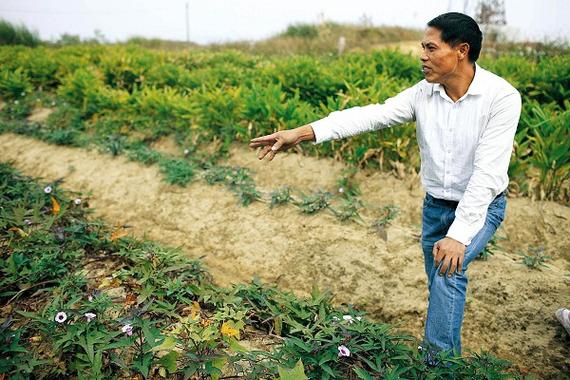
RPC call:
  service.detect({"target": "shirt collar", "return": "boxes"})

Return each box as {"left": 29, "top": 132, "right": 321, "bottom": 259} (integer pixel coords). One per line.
{"left": 430, "top": 62, "right": 484, "bottom": 98}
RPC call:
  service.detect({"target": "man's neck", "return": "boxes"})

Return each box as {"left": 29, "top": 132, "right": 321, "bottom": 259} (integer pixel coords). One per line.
{"left": 441, "top": 63, "right": 476, "bottom": 102}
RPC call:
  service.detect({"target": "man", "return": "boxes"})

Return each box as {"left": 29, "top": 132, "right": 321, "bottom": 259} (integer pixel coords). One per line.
{"left": 249, "top": 12, "right": 521, "bottom": 360}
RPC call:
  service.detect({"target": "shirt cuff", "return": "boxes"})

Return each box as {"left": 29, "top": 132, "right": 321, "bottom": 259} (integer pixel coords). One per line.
{"left": 310, "top": 118, "right": 334, "bottom": 145}
{"left": 446, "top": 218, "right": 475, "bottom": 246}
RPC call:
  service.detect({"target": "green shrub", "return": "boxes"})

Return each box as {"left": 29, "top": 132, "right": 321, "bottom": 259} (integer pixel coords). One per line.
{"left": 281, "top": 23, "right": 319, "bottom": 39}
{"left": 0, "top": 19, "right": 41, "bottom": 47}
{"left": 268, "top": 56, "right": 346, "bottom": 106}
{"left": 0, "top": 67, "right": 33, "bottom": 99}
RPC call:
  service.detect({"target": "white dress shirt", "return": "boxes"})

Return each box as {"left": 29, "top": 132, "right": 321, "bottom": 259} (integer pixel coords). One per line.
{"left": 310, "top": 63, "right": 522, "bottom": 246}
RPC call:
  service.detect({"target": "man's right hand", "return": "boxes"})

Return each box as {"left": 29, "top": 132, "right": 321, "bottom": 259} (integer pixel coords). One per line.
{"left": 249, "top": 125, "right": 315, "bottom": 161}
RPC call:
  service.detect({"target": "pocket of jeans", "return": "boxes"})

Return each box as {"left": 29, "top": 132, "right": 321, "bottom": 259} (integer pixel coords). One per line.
{"left": 423, "top": 194, "right": 433, "bottom": 208}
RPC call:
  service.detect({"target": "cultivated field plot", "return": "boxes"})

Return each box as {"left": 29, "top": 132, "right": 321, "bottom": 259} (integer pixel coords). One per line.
{"left": 1, "top": 44, "right": 569, "bottom": 379}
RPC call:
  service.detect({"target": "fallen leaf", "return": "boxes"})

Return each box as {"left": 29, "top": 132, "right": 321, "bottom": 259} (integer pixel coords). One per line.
{"left": 8, "top": 227, "right": 28, "bottom": 237}
{"left": 29, "top": 336, "right": 43, "bottom": 343}
{"left": 110, "top": 228, "right": 128, "bottom": 241}
{"left": 124, "top": 293, "right": 137, "bottom": 306}
{"left": 51, "top": 196, "right": 60, "bottom": 215}
{"left": 190, "top": 301, "right": 201, "bottom": 318}
{"left": 98, "top": 277, "right": 121, "bottom": 289}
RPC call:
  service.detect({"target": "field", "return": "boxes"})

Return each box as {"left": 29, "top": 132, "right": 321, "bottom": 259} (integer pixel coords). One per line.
{"left": 0, "top": 35, "right": 569, "bottom": 379}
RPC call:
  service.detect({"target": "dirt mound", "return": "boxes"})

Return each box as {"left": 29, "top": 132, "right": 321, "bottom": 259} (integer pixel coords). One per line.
{"left": 27, "top": 107, "right": 54, "bottom": 123}
{"left": 0, "top": 133, "right": 569, "bottom": 378}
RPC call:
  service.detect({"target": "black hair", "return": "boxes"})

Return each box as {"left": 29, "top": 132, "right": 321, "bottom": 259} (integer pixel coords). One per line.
{"left": 427, "top": 12, "right": 483, "bottom": 62}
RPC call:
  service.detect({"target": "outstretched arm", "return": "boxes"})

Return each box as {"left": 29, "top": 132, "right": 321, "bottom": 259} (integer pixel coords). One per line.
{"left": 249, "top": 83, "right": 418, "bottom": 161}
{"left": 249, "top": 124, "right": 315, "bottom": 161}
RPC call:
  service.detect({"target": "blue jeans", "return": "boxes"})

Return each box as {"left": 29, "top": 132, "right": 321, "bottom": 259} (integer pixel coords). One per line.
{"left": 420, "top": 191, "right": 507, "bottom": 359}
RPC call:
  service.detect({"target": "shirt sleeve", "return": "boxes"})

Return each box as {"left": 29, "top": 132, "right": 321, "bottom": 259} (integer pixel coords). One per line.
{"left": 310, "top": 84, "right": 418, "bottom": 145}
{"left": 446, "top": 90, "right": 522, "bottom": 246}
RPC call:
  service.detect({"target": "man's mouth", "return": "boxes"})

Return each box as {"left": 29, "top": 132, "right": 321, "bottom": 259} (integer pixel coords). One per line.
{"left": 422, "top": 66, "right": 431, "bottom": 74}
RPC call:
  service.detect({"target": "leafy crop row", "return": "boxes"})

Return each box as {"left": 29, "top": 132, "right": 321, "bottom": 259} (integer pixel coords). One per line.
{"left": 0, "top": 45, "right": 568, "bottom": 202}
{"left": 0, "top": 164, "right": 528, "bottom": 379}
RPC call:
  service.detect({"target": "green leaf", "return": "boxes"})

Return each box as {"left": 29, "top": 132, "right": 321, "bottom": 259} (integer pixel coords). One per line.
{"left": 278, "top": 359, "right": 308, "bottom": 380}
{"left": 158, "top": 351, "right": 179, "bottom": 373}
{"left": 354, "top": 366, "right": 375, "bottom": 380}
{"left": 150, "top": 336, "right": 176, "bottom": 352}
{"left": 227, "top": 337, "right": 247, "bottom": 353}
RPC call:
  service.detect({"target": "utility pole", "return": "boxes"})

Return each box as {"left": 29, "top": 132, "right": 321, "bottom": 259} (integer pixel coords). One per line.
{"left": 185, "top": 2, "right": 189, "bottom": 44}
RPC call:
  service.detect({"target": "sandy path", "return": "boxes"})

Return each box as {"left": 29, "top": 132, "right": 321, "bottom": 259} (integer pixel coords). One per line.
{"left": 1, "top": 132, "right": 569, "bottom": 377}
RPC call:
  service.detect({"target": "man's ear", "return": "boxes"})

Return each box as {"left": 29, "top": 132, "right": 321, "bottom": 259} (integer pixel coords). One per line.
{"left": 457, "top": 42, "right": 470, "bottom": 61}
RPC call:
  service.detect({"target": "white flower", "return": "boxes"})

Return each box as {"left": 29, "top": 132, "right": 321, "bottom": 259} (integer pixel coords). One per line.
{"left": 44, "top": 186, "right": 52, "bottom": 194}
{"left": 88, "top": 295, "right": 93, "bottom": 302}
{"left": 21, "top": 92, "right": 26, "bottom": 97}
{"left": 84, "top": 312, "right": 96, "bottom": 322}
{"left": 51, "top": 101, "right": 56, "bottom": 106}
{"left": 122, "top": 324, "right": 133, "bottom": 336}
{"left": 14, "top": 100, "right": 19, "bottom": 105}
{"left": 74, "top": 198, "right": 82, "bottom": 205}
{"left": 342, "top": 315, "right": 362, "bottom": 324}
{"left": 55, "top": 311, "right": 67, "bottom": 323}
{"left": 338, "top": 187, "right": 344, "bottom": 193}
{"left": 183, "top": 149, "right": 190, "bottom": 155}
{"left": 343, "top": 315, "right": 354, "bottom": 323}
{"left": 338, "top": 345, "right": 350, "bottom": 357}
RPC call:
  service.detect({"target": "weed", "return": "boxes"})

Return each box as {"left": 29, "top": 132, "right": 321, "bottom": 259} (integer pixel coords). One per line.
{"left": 336, "top": 168, "right": 361, "bottom": 199}
{"left": 519, "top": 245, "right": 551, "bottom": 269}
{"left": 296, "top": 190, "right": 332, "bottom": 214}
{"left": 203, "top": 165, "right": 260, "bottom": 206}
{"left": 371, "top": 205, "right": 399, "bottom": 240}
{"left": 100, "top": 134, "right": 127, "bottom": 156}
{"left": 125, "top": 141, "right": 162, "bottom": 166}
{"left": 158, "top": 158, "right": 196, "bottom": 186}
{"left": 372, "top": 205, "right": 399, "bottom": 227}
{"left": 270, "top": 187, "right": 293, "bottom": 208}
{"left": 330, "top": 197, "right": 364, "bottom": 223}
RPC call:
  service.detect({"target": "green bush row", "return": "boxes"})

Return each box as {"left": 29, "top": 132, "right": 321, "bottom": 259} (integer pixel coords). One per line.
{"left": 0, "top": 45, "right": 568, "bottom": 202}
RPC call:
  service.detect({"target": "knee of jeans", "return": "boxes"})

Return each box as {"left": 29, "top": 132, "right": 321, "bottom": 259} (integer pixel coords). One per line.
{"left": 486, "top": 211, "right": 504, "bottom": 230}
{"left": 429, "top": 270, "right": 468, "bottom": 295}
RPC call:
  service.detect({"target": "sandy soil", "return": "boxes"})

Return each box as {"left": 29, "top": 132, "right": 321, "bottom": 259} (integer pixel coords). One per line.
{"left": 373, "top": 40, "right": 423, "bottom": 57}
{"left": 0, "top": 132, "right": 569, "bottom": 378}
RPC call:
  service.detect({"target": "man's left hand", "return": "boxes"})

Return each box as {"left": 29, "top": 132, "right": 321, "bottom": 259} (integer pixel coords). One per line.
{"left": 433, "top": 237, "right": 466, "bottom": 277}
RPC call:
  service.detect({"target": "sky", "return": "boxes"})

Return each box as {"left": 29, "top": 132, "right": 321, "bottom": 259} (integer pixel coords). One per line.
{"left": 0, "top": 0, "right": 569, "bottom": 44}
